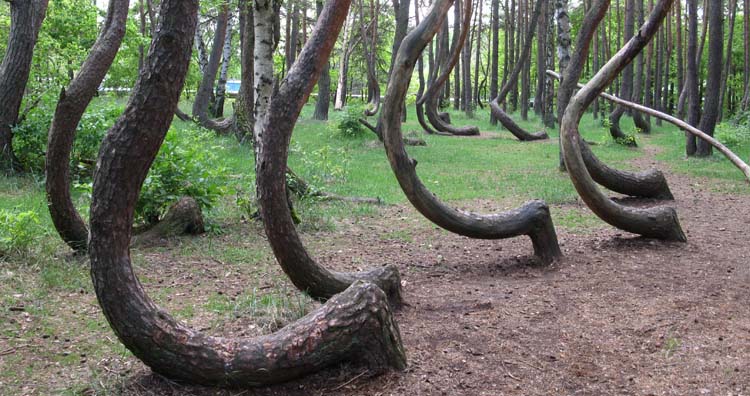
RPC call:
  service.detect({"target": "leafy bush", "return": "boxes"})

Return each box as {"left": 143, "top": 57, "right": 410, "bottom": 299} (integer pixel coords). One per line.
{"left": 615, "top": 134, "right": 638, "bottom": 147}
{"left": 137, "top": 125, "right": 228, "bottom": 224}
{"left": 0, "top": 209, "right": 43, "bottom": 257}
{"left": 12, "top": 99, "right": 124, "bottom": 176}
{"left": 296, "top": 144, "right": 351, "bottom": 189}
{"left": 334, "top": 105, "right": 368, "bottom": 138}
{"left": 716, "top": 123, "right": 750, "bottom": 148}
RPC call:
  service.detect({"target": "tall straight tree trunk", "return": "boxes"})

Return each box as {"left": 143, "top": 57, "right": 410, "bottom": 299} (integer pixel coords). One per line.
{"left": 644, "top": 0, "right": 655, "bottom": 120}
{"left": 214, "top": 13, "right": 235, "bottom": 118}
{"left": 520, "top": 0, "right": 530, "bottom": 120}
{"left": 507, "top": 0, "right": 516, "bottom": 112}
{"left": 555, "top": 0, "right": 570, "bottom": 169}
{"left": 685, "top": 0, "right": 700, "bottom": 154}
{"left": 534, "top": 0, "right": 547, "bottom": 116}
{"left": 631, "top": 0, "right": 650, "bottom": 132}
{"left": 473, "top": 0, "right": 483, "bottom": 109}
{"left": 254, "top": 0, "right": 281, "bottom": 146}
{"left": 453, "top": 0, "right": 462, "bottom": 110}
{"left": 462, "top": 0, "right": 473, "bottom": 117}
{"left": 719, "top": 0, "right": 738, "bottom": 121}
{"left": 490, "top": 0, "right": 500, "bottom": 124}
{"left": 696, "top": 0, "right": 724, "bottom": 157}
{"left": 608, "top": 0, "right": 635, "bottom": 141}
{"left": 192, "top": 3, "right": 229, "bottom": 121}
{"left": 235, "top": 0, "right": 255, "bottom": 141}
{"left": 334, "top": 12, "right": 354, "bottom": 110}
{"left": 313, "top": 0, "right": 331, "bottom": 120}
{"left": 543, "top": 0, "right": 555, "bottom": 127}
{"left": 0, "top": 0, "right": 49, "bottom": 171}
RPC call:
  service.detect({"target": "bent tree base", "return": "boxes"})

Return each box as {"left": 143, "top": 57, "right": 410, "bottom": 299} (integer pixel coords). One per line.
{"left": 89, "top": 0, "right": 405, "bottom": 386}
{"left": 381, "top": 0, "right": 561, "bottom": 264}
{"left": 255, "top": 0, "right": 403, "bottom": 303}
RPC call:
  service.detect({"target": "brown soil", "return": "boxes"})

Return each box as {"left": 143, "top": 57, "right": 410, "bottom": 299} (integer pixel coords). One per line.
{"left": 3, "top": 149, "right": 750, "bottom": 396}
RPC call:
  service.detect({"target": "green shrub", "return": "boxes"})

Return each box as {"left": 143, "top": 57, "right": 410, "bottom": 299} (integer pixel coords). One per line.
{"left": 137, "top": 125, "right": 228, "bottom": 224}
{"left": 0, "top": 209, "right": 43, "bottom": 257}
{"left": 12, "top": 99, "right": 124, "bottom": 176}
{"left": 716, "top": 123, "right": 750, "bottom": 148}
{"left": 296, "top": 145, "right": 351, "bottom": 189}
{"left": 334, "top": 105, "right": 367, "bottom": 138}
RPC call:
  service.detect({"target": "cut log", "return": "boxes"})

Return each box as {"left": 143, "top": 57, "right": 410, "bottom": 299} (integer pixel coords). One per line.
{"left": 380, "top": 0, "right": 561, "bottom": 264}
{"left": 133, "top": 197, "right": 205, "bottom": 246}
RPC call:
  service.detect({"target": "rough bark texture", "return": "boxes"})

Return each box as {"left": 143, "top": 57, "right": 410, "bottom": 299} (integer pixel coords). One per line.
{"left": 630, "top": 0, "right": 651, "bottom": 133}
{"left": 44, "top": 0, "right": 129, "bottom": 253}
{"left": 685, "top": 0, "right": 700, "bottom": 154}
{"left": 255, "top": 0, "right": 404, "bottom": 303}
{"left": 89, "top": 0, "right": 406, "bottom": 386}
{"left": 560, "top": 0, "right": 686, "bottom": 242}
{"left": 313, "top": 0, "right": 331, "bottom": 120}
{"left": 695, "top": 0, "right": 723, "bottom": 157}
{"left": 0, "top": 0, "right": 49, "bottom": 171}
{"left": 382, "top": 0, "right": 562, "bottom": 265}
{"left": 489, "top": 0, "right": 547, "bottom": 141}
{"left": 489, "top": 0, "right": 500, "bottom": 125}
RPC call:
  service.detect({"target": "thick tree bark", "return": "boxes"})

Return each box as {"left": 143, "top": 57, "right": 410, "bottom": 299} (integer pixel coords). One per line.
{"left": 382, "top": 0, "right": 562, "bottom": 264}
{"left": 0, "top": 0, "right": 49, "bottom": 172}
{"left": 45, "top": 0, "right": 129, "bottom": 253}
{"left": 255, "top": 0, "right": 404, "bottom": 303}
{"left": 555, "top": 0, "right": 571, "bottom": 169}
{"left": 561, "top": 0, "right": 686, "bottom": 242}
{"left": 489, "top": 0, "right": 548, "bottom": 141}
{"left": 313, "top": 0, "right": 331, "bottom": 120}
{"left": 685, "top": 0, "right": 700, "bottom": 154}
{"left": 192, "top": 3, "right": 229, "bottom": 123}
{"left": 534, "top": 0, "right": 547, "bottom": 117}
{"left": 89, "top": 0, "right": 406, "bottom": 386}
{"left": 696, "top": 0, "right": 723, "bottom": 157}
{"left": 462, "top": 0, "right": 474, "bottom": 117}
{"left": 132, "top": 197, "right": 205, "bottom": 247}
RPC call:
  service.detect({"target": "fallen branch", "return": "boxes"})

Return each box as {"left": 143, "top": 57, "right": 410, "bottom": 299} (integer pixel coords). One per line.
{"left": 548, "top": 69, "right": 750, "bottom": 182}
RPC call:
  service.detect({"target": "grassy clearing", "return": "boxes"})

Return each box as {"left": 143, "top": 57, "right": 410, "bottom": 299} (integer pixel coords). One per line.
{"left": 1, "top": 98, "right": 748, "bottom": 394}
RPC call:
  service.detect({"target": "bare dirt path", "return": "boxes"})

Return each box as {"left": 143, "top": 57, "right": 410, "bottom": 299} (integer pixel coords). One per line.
{"left": 94, "top": 145, "right": 750, "bottom": 395}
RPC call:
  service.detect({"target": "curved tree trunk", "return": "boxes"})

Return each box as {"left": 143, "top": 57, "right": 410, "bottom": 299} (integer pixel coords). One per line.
{"left": 192, "top": 2, "right": 233, "bottom": 133}
{"left": 255, "top": 0, "right": 404, "bottom": 304}
{"left": 560, "top": 0, "right": 686, "bottom": 242}
{"left": 382, "top": 0, "right": 562, "bottom": 264}
{"left": 0, "top": 0, "right": 49, "bottom": 172}
{"left": 420, "top": 0, "right": 480, "bottom": 136}
{"left": 488, "top": 0, "right": 548, "bottom": 141}
{"left": 45, "top": 0, "right": 129, "bottom": 253}
{"left": 89, "top": 0, "right": 406, "bottom": 386}
{"left": 414, "top": 0, "right": 440, "bottom": 135}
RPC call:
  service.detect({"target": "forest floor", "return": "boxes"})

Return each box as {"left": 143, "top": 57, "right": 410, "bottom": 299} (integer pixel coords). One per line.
{"left": 2, "top": 108, "right": 750, "bottom": 395}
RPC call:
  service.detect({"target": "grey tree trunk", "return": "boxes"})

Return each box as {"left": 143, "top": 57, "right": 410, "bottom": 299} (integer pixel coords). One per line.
{"left": 192, "top": 3, "right": 229, "bottom": 122}
{"left": 489, "top": 0, "right": 500, "bottom": 124}
{"left": 313, "top": 0, "right": 331, "bottom": 120}
{"left": 234, "top": 0, "right": 255, "bottom": 141}
{"left": 334, "top": 12, "right": 354, "bottom": 110}
{"left": 214, "top": 13, "right": 235, "bottom": 118}
{"left": 0, "top": 0, "right": 49, "bottom": 171}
